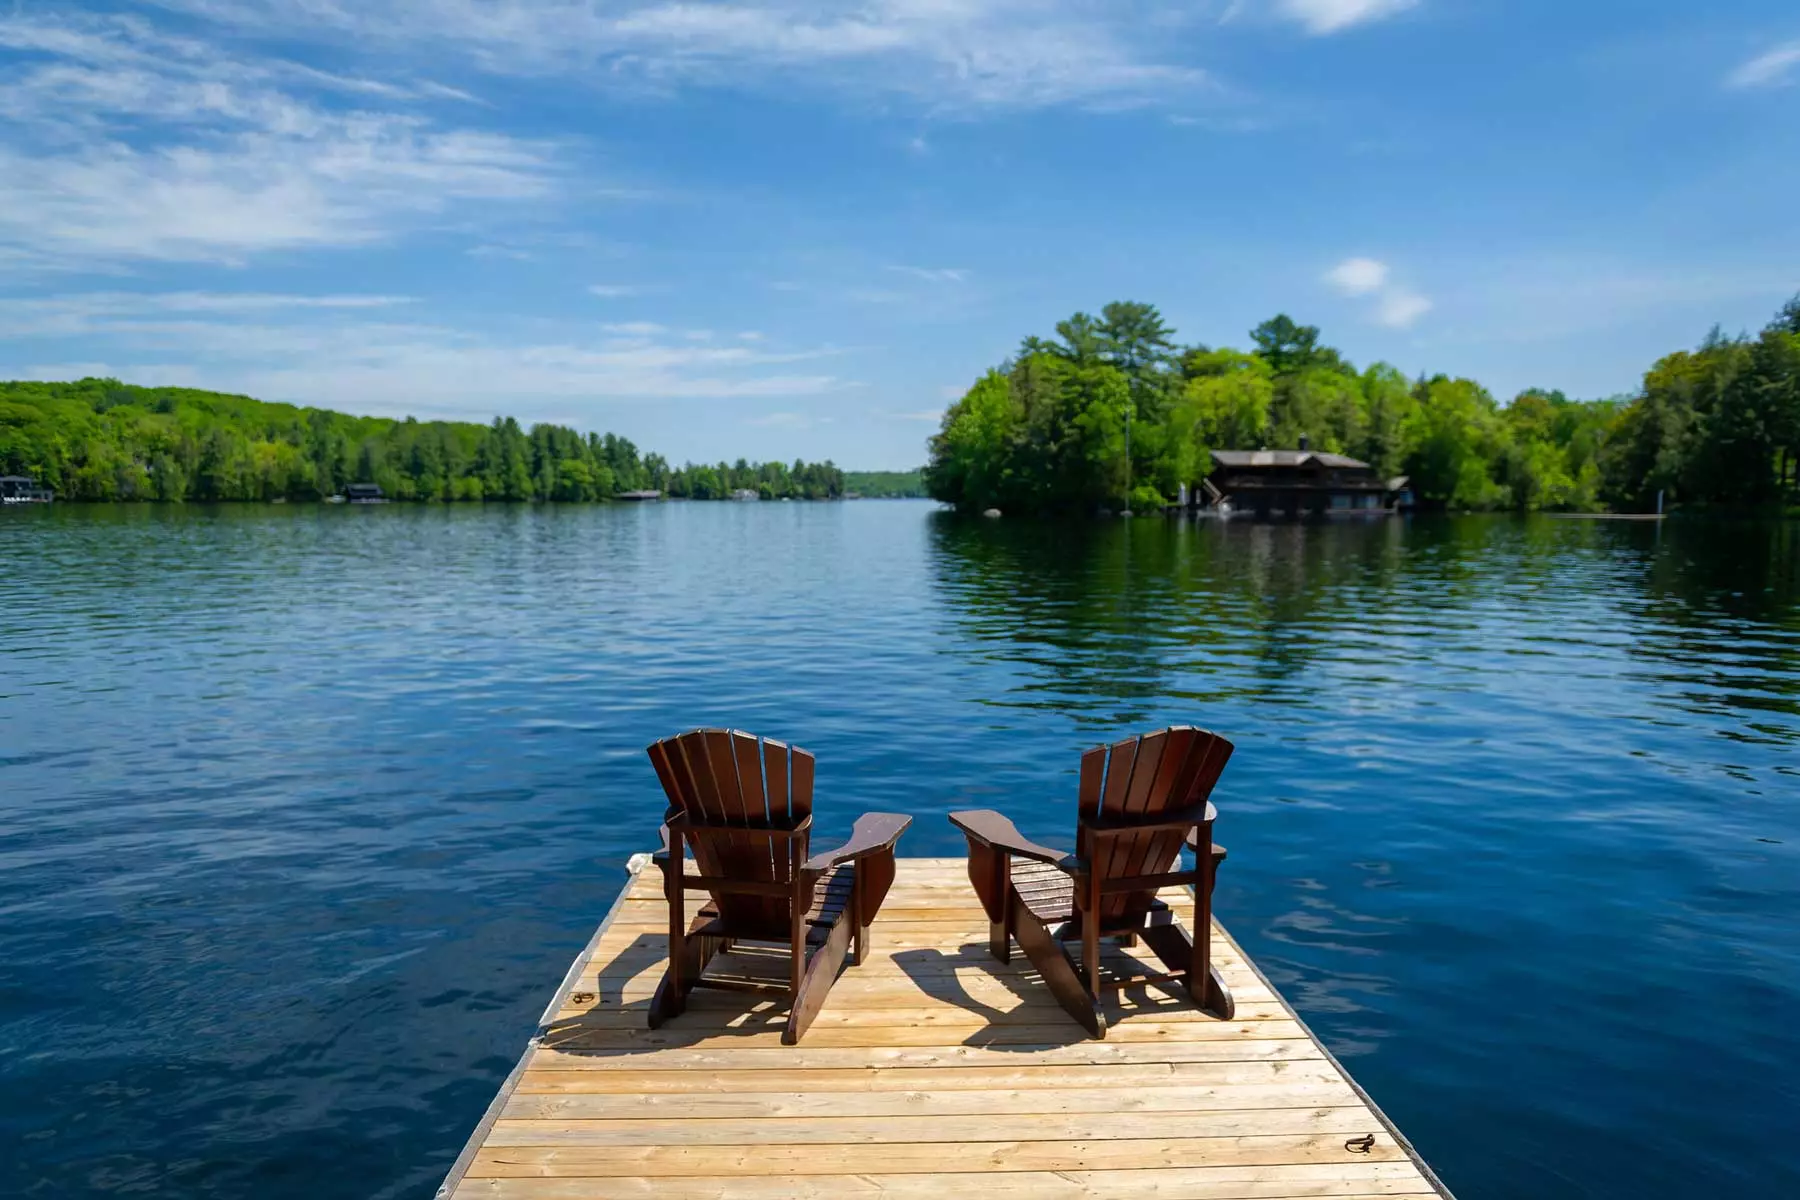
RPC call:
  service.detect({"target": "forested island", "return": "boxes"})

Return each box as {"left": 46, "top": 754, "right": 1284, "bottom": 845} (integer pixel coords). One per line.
{"left": 926, "top": 299, "right": 1800, "bottom": 515}
{"left": 0, "top": 378, "right": 892, "bottom": 503}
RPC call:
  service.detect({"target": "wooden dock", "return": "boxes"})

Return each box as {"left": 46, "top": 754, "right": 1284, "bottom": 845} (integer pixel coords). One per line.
{"left": 440, "top": 857, "right": 1452, "bottom": 1199}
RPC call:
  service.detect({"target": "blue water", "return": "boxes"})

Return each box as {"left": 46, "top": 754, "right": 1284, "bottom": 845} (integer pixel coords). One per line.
{"left": 2, "top": 503, "right": 1796, "bottom": 1197}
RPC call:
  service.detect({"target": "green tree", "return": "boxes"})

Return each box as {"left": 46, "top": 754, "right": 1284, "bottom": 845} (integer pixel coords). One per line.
{"left": 1406, "top": 376, "right": 1507, "bottom": 509}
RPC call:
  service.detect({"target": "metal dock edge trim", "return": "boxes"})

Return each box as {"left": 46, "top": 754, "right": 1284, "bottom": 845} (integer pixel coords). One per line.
{"left": 434, "top": 851, "right": 653, "bottom": 1200}
{"left": 1213, "top": 917, "right": 1459, "bottom": 1200}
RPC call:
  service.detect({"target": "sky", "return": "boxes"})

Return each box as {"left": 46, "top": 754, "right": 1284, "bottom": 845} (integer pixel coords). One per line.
{"left": 2, "top": 2, "right": 1798, "bottom": 469}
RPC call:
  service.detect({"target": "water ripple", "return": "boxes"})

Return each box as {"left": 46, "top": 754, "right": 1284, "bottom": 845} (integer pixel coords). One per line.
{"left": 1, "top": 504, "right": 1797, "bottom": 1198}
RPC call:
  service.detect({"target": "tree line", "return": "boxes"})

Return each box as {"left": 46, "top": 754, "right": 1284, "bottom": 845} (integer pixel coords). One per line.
{"left": 925, "top": 299, "right": 1800, "bottom": 515}
{"left": 0, "top": 378, "right": 847, "bottom": 502}
{"left": 844, "top": 470, "right": 927, "bottom": 498}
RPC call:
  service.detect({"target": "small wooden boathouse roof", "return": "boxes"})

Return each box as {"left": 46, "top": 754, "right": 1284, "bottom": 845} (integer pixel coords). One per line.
{"left": 1209, "top": 450, "right": 1373, "bottom": 470}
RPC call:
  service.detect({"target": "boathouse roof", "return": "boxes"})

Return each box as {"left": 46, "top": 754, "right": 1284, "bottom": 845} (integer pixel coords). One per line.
{"left": 1210, "top": 450, "right": 1371, "bottom": 470}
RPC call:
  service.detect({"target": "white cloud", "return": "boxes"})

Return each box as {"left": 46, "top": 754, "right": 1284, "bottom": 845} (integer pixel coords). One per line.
{"left": 1727, "top": 41, "right": 1800, "bottom": 89}
{"left": 1325, "top": 257, "right": 1389, "bottom": 297}
{"left": 139, "top": 1, "right": 1217, "bottom": 111}
{"left": 1375, "top": 288, "right": 1432, "bottom": 329}
{"left": 736, "top": 331, "right": 764, "bottom": 341}
{"left": 0, "top": 12, "right": 559, "bottom": 265}
{"left": 886, "top": 265, "right": 969, "bottom": 283}
{"left": 1324, "top": 257, "right": 1431, "bottom": 328}
{"left": 747, "top": 411, "right": 835, "bottom": 428}
{"left": 1278, "top": 0, "right": 1418, "bottom": 36}
{"left": 1166, "top": 113, "right": 1270, "bottom": 132}
{"left": 601, "top": 321, "right": 669, "bottom": 337}
{"left": 0, "top": 291, "right": 412, "bottom": 337}
{"left": 0, "top": 130, "right": 555, "bottom": 266}
{"left": 588, "top": 284, "right": 644, "bottom": 297}
{"left": 0, "top": 294, "right": 857, "bottom": 415}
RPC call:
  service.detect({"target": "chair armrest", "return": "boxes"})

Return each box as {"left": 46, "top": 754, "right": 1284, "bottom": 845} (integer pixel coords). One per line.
{"left": 948, "top": 810, "right": 1080, "bottom": 873}
{"left": 803, "top": 812, "right": 913, "bottom": 873}
{"left": 1184, "top": 827, "right": 1227, "bottom": 864}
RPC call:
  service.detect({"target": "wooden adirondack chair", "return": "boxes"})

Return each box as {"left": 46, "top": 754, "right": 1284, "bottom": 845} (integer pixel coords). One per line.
{"left": 948, "top": 726, "right": 1235, "bottom": 1039}
{"left": 646, "top": 728, "right": 912, "bottom": 1044}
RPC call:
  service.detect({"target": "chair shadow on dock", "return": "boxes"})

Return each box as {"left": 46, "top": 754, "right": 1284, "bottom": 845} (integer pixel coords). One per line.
{"left": 891, "top": 938, "right": 1207, "bottom": 1049}
{"left": 537, "top": 922, "right": 1237, "bottom": 1059}
{"left": 538, "top": 933, "right": 880, "bottom": 1056}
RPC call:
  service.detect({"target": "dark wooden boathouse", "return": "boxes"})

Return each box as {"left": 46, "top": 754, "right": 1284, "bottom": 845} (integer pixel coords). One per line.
{"left": 1199, "top": 447, "right": 1408, "bottom": 518}
{"left": 0, "top": 475, "right": 54, "bottom": 503}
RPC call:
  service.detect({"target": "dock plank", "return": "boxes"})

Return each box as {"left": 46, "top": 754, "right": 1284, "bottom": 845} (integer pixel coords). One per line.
{"left": 442, "top": 857, "right": 1450, "bottom": 1200}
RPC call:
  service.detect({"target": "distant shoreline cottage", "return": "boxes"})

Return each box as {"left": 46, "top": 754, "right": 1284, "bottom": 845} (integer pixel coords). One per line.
{"left": 1195, "top": 445, "right": 1410, "bottom": 517}
{"left": 0, "top": 475, "right": 54, "bottom": 504}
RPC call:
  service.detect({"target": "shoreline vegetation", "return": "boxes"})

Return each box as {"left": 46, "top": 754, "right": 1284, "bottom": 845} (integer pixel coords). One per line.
{"left": 0, "top": 378, "right": 924, "bottom": 503}
{"left": 923, "top": 299, "right": 1800, "bottom": 517}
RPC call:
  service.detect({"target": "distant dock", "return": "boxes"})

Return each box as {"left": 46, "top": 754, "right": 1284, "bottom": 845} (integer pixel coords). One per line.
{"left": 439, "top": 857, "right": 1453, "bottom": 1199}
{"left": 1543, "top": 513, "right": 1667, "bottom": 521}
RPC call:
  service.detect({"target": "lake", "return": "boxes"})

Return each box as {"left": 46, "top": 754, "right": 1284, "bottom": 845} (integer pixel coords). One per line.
{"left": 2, "top": 502, "right": 1796, "bottom": 1198}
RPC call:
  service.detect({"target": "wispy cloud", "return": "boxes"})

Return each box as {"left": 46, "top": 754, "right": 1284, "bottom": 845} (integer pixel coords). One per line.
{"left": 1727, "top": 41, "right": 1800, "bottom": 89}
{"left": 1325, "top": 256, "right": 1432, "bottom": 329}
{"left": 140, "top": 1, "right": 1219, "bottom": 111}
{"left": 886, "top": 265, "right": 969, "bottom": 283}
{"left": 0, "top": 11, "right": 560, "bottom": 266}
{"left": 588, "top": 283, "right": 646, "bottom": 297}
{"left": 747, "top": 411, "right": 833, "bottom": 428}
{"left": 1278, "top": 0, "right": 1419, "bottom": 36}
{"left": 0, "top": 291, "right": 413, "bottom": 337}
{"left": 0, "top": 292, "right": 856, "bottom": 415}
{"left": 1166, "top": 112, "right": 1272, "bottom": 133}
{"left": 875, "top": 408, "right": 944, "bottom": 422}
{"left": 1374, "top": 289, "right": 1432, "bottom": 329}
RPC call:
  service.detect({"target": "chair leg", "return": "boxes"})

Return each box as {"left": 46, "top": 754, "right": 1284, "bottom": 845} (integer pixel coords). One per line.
{"left": 649, "top": 914, "right": 723, "bottom": 1027}
{"left": 1196, "top": 836, "right": 1233, "bottom": 1019}
{"left": 650, "top": 855, "right": 686, "bottom": 1027}
{"left": 1009, "top": 894, "right": 1104, "bottom": 1039}
{"left": 964, "top": 842, "right": 1013, "bottom": 964}
{"left": 1081, "top": 869, "right": 1103, "bottom": 1007}
{"left": 1082, "top": 915, "right": 1102, "bottom": 1003}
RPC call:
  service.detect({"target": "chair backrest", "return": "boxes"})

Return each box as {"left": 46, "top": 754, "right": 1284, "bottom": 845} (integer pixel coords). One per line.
{"left": 646, "top": 728, "right": 816, "bottom": 934}
{"left": 1076, "top": 726, "right": 1233, "bottom": 925}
